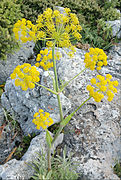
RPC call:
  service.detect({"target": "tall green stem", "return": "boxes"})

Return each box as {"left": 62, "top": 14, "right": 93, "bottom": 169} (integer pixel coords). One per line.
{"left": 47, "top": 46, "right": 64, "bottom": 172}
{"left": 51, "top": 125, "right": 63, "bottom": 146}
{"left": 52, "top": 46, "right": 63, "bottom": 122}
{"left": 47, "top": 46, "right": 90, "bottom": 173}
{"left": 47, "top": 148, "right": 51, "bottom": 171}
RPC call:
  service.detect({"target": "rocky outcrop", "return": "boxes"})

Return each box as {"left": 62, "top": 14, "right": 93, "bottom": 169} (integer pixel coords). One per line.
{"left": 1, "top": 70, "right": 71, "bottom": 135}
{"left": 0, "top": 106, "right": 4, "bottom": 127}
{"left": 0, "top": 43, "right": 121, "bottom": 179}
{"left": 57, "top": 45, "right": 121, "bottom": 180}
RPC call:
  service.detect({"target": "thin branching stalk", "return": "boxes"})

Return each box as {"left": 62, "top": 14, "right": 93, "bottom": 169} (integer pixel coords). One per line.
{"left": 35, "top": 82, "right": 58, "bottom": 95}
{"left": 60, "top": 67, "right": 87, "bottom": 92}
{"left": 47, "top": 45, "right": 64, "bottom": 172}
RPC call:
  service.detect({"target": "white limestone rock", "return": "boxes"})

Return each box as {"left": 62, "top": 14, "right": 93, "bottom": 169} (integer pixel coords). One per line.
{"left": 56, "top": 46, "right": 121, "bottom": 180}
{"left": 106, "top": 19, "right": 121, "bottom": 39}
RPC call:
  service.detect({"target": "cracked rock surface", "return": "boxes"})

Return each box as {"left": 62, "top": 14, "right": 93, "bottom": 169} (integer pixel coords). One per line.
{"left": 57, "top": 45, "right": 121, "bottom": 180}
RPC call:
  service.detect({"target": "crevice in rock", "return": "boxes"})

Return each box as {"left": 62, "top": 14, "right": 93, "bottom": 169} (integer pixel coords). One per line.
{"left": 87, "top": 103, "right": 97, "bottom": 110}
{"left": 83, "top": 111, "right": 97, "bottom": 120}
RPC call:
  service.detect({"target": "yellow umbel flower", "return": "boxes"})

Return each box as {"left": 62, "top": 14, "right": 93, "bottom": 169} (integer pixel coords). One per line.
{"left": 87, "top": 74, "right": 118, "bottom": 102}
{"left": 35, "top": 49, "right": 53, "bottom": 70}
{"left": 32, "top": 109, "right": 54, "bottom": 130}
{"left": 35, "top": 49, "right": 63, "bottom": 70}
{"left": 13, "top": 8, "right": 82, "bottom": 51}
{"left": 10, "top": 63, "right": 40, "bottom": 91}
{"left": 84, "top": 48, "right": 107, "bottom": 71}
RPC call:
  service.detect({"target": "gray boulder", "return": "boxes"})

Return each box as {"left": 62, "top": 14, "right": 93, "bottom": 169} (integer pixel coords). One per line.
{"left": 0, "top": 41, "right": 35, "bottom": 85}
{"left": 1, "top": 70, "right": 71, "bottom": 135}
{"left": 101, "top": 42, "right": 121, "bottom": 79}
{"left": 106, "top": 19, "right": 121, "bottom": 39}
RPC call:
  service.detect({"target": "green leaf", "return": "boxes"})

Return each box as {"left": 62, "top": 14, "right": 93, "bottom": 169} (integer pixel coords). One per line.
{"left": 61, "top": 96, "right": 91, "bottom": 127}
{"left": 60, "top": 113, "right": 74, "bottom": 127}
{"left": 46, "top": 170, "right": 52, "bottom": 179}
{"left": 46, "top": 130, "right": 53, "bottom": 148}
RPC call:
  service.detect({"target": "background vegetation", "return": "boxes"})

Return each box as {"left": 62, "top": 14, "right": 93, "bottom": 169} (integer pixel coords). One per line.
{"left": 0, "top": 0, "right": 23, "bottom": 59}
{"left": 18, "top": 0, "right": 121, "bottom": 50}
{"left": 0, "top": 0, "right": 120, "bottom": 59}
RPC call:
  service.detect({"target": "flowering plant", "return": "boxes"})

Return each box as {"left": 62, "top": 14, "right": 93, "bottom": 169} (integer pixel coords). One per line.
{"left": 11, "top": 8, "right": 118, "bottom": 173}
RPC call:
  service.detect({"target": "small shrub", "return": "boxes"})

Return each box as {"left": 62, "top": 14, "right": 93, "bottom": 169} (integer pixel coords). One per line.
{"left": 97, "top": 0, "right": 120, "bottom": 9}
{"left": 81, "top": 19, "right": 114, "bottom": 50}
{"left": 31, "top": 148, "right": 79, "bottom": 180}
{"left": 102, "top": 7, "right": 120, "bottom": 21}
{"left": 71, "top": 0, "right": 120, "bottom": 49}
{"left": 51, "top": 147, "right": 79, "bottom": 180}
{"left": 0, "top": 0, "right": 23, "bottom": 59}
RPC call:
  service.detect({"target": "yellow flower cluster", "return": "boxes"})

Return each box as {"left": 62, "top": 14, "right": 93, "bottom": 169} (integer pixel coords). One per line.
{"left": 32, "top": 109, "right": 54, "bottom": 130}
{"left": 37, "top": 8, "right": 82, "bottom": 48}
{"left": 35, "top": 48, "right": 62, "bottom": 70}
{"left": 13, "top": 19, "right": 37, "bottom": 43}
{"left": 84, "top": 48, "right": 107, "bottom": 71}
{"left": 10, "top": 63, "right": 40, "bottom": 91}
{"left": 87, "top": 74, "right": 118, "bottom": 102}
{"left": 13, "top": 8, "right": 82, "bottom": 53}
{"left": 35, "top": 49, "right": 53, "bottom": 70}
{"left": 35, "top": 49, "right": 62, "bottom": 71}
